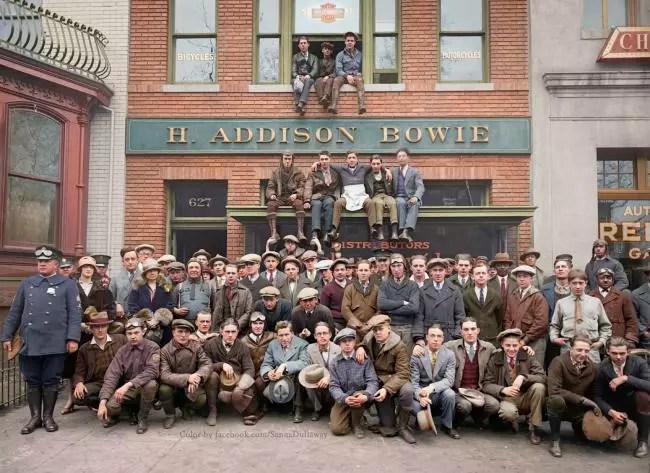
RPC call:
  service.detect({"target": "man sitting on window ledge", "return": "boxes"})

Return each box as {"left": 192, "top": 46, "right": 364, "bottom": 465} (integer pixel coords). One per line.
{"left": 329, "top": 31, "right": 366, "bottom": 115}
{"left": 292, "top": 36, "right": 319, "bottom": 115}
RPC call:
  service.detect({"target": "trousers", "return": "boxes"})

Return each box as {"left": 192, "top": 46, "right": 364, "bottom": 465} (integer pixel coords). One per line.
{"left": 310, "top": 196, "right": 334, "bottom": 232}
{"left": 396, "top": 197, "right": 421, "bottom": 231}
{"left": 73, "top": 380, "right": 102, "bottom": 407}
{"left": 330, "top": 401, "right": 365, "bottom": 435}
{"left": 106, "top": 380, "right": 158, "bottom": 417}
{"left": 20, "top": 353, "right": 66, "bottom": 388}
{"left": 369, "top": 194, "right": 397, "bottom": 226}
{"left": 376, "top": 383, "right": 413, "bottom": 429}
{"left": 267, "top": 195, "right": 304, "bottom": 217}
{"left": 294, "top": 77, "right": 314, "bottom": 105}
{"left": 498, "top": 382, "right": 546, "bottom": 427}
{"left": 412, "top": 388, "right": 456, "bottom": 429}
{"left": 332, "top": 197, "right": 373, "bottom": 229}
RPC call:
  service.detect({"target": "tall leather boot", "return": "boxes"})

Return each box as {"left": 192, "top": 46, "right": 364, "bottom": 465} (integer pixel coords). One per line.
{"left": 137, "top": 404, "right": 152, "bottom": 434}
{"left": 296, "top": 213, "right": 307, "bottom": 242}
{"left": 21, "top": 387, "right": 43, "bottom": 434}
{"left": 206, "top": 381, "right": 218, "bottom": 426}
{"left": 375, "top": 225, "right": 385, "bottom": 241}
{"left": 358, "top": 91, "right": 367, "bottom": 115}
{"left": 161, "top": 399, "right": 176, "bottom": 429}
{"left": 398, "top": 408, "right": 416, "bottom": 444}
{"left": 42, "top": 386, "right": 59, "bottom": 432}
{"left": 328, "top": 87, "right": 340, "bottom": 114}
{"left": 390, "top": 223, "right": 399, "bottom": 242}
{"left": 268, "top": 216, "right": 280, "bottom": 243}
{"left": 548, "top": 416, "right": 562, "bottom": 457}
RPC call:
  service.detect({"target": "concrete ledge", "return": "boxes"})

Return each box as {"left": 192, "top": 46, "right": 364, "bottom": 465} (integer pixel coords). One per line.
{"left": 581, "top": 28, "right": 610, "bottom": 40}
{"left": 248, "top": 84, "right": 293, "bottom": 93}
{"left": 248, "top": 83, "right": 405, "bottom": 93}
{"left": 161, "top": 84, "right": 220, "bottom": 93}
{"left": 435, "top": 83, "right": 494, "bottom": 92}
{"left": 365, "top": 83, "right": 406, "bottom": 92}
{"left": 544, "top": 71, "right": 650, "bottom": 92}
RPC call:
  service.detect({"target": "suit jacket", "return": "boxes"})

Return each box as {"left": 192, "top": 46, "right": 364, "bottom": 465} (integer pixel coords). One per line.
{"left": 462, "top": 286, "right": 502, "bottom": 344}
{"left": 364, "top": 169, "right": 394, "bottom": 198}
{"left": 290, "top": 304, "right": 335, "bottom": 344}
{"left": 341, "top": 281, "right": 378, "bottom": 334}
{"left": 482, "top": 348, "right": 547, "bottom": 399}
{"left": 444, "top": 339, "right": 496, "bottom": 390}
{"left": 212, "top": 283, "right": 253, "bottom": 330}
{"left": 591, "top": 288, "right": 638, "bottom": 343}
{"left": 299, "top": 272, "right": 323, "bottom": 293}
{"left": 632, "top": 283, "right": 650, "bottom": 338}
{"left": 410, "top": 346, "right": 456, "bottom": 397}
{"left": 278, "top": 278, "right": 312, "bottom": 307}
{"left": 260, "top": 336, "right": 310, "bottom": 378}
{"left": 414, "top": 281, "right": 465, "bottom": 341}
{"left": 306, "top": 341, "right": 341, "bottom": 370}
{"left": 360, "top": 331, "right": 410, "bottom": 395}
{"left": 304, "top": 168, "right": 341, "bottom": 201}
{"left": 109, "top": 269, "right": 139, "bottom": 315}
{"left": 450, "top": 274, "right": 473, "bottom": 291}
{"left": 240, "top": 274, "right": 271, "bottom": 302}
{"left": 260, "top": 270, "right": 287, "bottom": 289}
{"left": 594, "top": 355, "right": 650, "bottom": 414}
{"left": 504, "top": 287, "right": 549, "bottom": 344}
{"left": 391, "top": 165, "right": 424, "bottom": 201}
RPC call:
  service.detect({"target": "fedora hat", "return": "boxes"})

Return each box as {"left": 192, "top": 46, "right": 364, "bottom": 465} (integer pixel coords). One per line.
{"left": 193, "top": 249, "right": 212, "bottom": 259}
{"left": 519, "top": 248, "right": 541, "bottom": 261}
{"left": 611, "top": 419, "right": 638, "bottom": 447}
{"left": 299, "top": 364, "right": 329, "bottom": 389}
{"left": 416, "top": 405, "right": 438, "bottom": 434}
{"left": 87, "top": 311, "right": 111, "bottom": 326}
{"left": 266, "top": 377, "right": 295, "bottom": 404}
{"left": 489, "top": 253, "right": 514, "bottom": 267}
{"left": 208, "top": 254, "right": 230, "bottom": 267}
{"left": 582, "top": 410, "right": 613, "bottom": 442}
{"left": 458, "top": 388, "right": 485, "bottom": 408}
{"left": 219, "top": 371, "right": 241, "bottom": 391}
{"left": 7, "top": 332, "right": 23, "bottom": 361}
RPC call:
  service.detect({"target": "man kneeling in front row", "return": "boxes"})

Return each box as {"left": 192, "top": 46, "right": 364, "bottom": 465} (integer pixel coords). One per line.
{"left": 97, "top": 318, "right": 159, "bottom": 434}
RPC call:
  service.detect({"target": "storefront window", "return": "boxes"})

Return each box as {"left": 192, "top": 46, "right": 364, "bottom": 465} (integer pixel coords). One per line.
{"left": 170, "top": 0, "right": 217, "bottom": 83}
{"left": 421, "top": 181, "right": 488, "bottom": 206}
{"left": 4, "top": 109, "right": 61, "bottom": 246}
{"left": 439, "top": 0, "right": 486, "bottom": 82}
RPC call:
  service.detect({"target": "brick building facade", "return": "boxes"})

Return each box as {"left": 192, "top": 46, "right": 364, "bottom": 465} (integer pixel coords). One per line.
{"left": 126, "top": 0, "right": 533, "bottom": 262}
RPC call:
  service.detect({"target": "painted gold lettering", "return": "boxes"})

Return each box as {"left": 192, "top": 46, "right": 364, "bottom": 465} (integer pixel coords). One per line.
{"left": 405, "top": 127, "right": 423, "bottom": 143}
{"left": 471, "top": 126, "right": 489, "bottom": 143}
{"left": 336, "top": 127, "right": 356, "bottom": 143}
{"left": 620, "top": 33, "right": 633, "bottom": 50}
{"left": 624, "top": 206, "right": 634, "bottom": 216}
{"left": 293, "top": 127, "right": 310, "bottom": 143}
{"left": 315, "top": 127, "right": 333, "bottom": 143}
{"left": 380, "top": 127, "right": 399, "bottom": 143}
{"left": 235, "top": 127, "right": 253, "bottom": 143}
{"left": 257, "top": 127, "right": 276, "bottom": 143}
{"left": 630, "top": 247, "right": 641, "bottom": 259}
{"left": 279, "top": 127, "right": 289, "bottom": 144}
{"left": 167, "top": 127, "right": 188, "bottom": 144}
{"left": 622, "top": 222, "right": 641, "bottom": 242}
{"left": 638, "top": 33, "right": 649, "bottom": 51}
{"left": 599, "top": 223, "right": 617, "bottom": 242}
{"left": 455, "top": 126, "right": 465, "bottom": 143}
{"left": 425, "top": 127, "right": 449, "bottom": 143}
{"left": 210, "top": 128, "right": 231, "bottom": 143}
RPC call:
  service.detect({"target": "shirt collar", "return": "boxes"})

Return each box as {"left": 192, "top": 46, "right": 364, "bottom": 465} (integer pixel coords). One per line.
{"left": 91, "top": 334, "right": 112, "bottom": 346}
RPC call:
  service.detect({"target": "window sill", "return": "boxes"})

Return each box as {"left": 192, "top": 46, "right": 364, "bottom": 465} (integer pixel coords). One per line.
{"left": 435, "top": 83, "right": 494, "bottom": 91}
{"left": 581, "top": 28, "right": 610, "bottom": 40}
{"left": 161, "top": 84, "right": 220, "bottom": 93}
{"left": 247, "top": 83, "right": 405, "bottom": 93}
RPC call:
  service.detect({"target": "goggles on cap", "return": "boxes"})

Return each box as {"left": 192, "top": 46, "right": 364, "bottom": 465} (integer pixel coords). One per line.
{"left": 35, "top": 247, "right": 54, "bottom": 258}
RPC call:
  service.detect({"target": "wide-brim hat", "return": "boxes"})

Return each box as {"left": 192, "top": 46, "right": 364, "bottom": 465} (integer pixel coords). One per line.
{"left": 267, "top": 377, "right": 294, "bottom": 404}
{"left": 416, "top": 405, "right": 438, "bottom": 434}
{"left": 219, "top": 371, "right": 241, "bottom": 391}
{"left": 262, "top": 251, "right": 281, "bottom": 262}
{"left": 582, "top": 411, "right": 613, "bottom": 442}
{"left": 208, "top": 254, "right": 230, "bottom": 267}
{"left": 135, "top": 244, "right": 156, "bottom": 254}
{"left": 611, "top": 419, "right": 638, "bottom": 446}
{"left": 193, "top": 249, "right": 212, "bottom": 259}
{"left": 299, "top": 364, "right": 329, "bottom": 389}
{"left": 280, "top": 256, "right": 302, "bottom": 271}
{"left": 497, "top": 328, "right": 523, "bottom": 343}
{"left": 141, "top": 258, "right": 161, "bottom": 277}
{"left": 489, "top": 253, "right": 514, "bottom": 267}
{"left": 87, "top": 311, "right": 111, "bottom": 326}
{"left": 511, "top": 265, "right": 536, "bottom": 276}
{"left": 7, "top": 332, "right": 23, "bottom": 361}
{"left": 458, "top": 388, "right": 486, "bottom": 408}
{"left": 519, "top": 248, "right": 540, "bottom": 261}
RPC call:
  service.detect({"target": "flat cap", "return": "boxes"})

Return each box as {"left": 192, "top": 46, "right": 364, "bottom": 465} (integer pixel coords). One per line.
{"left": 331, "top": 258, "right": 349, "bottom": 269}
{"left": 367, "top": 314, "right": 391, "bottom": 329}
{"left": 167, "top": 261, "right": 186, "bottom": 271}
{"left": 135, "top": 244, "right": 156, "bottom": 253}
{"left": 280, "top": 256, "right": 302, "bottom": 271}
{"left": 301, "top": 250, "right": 318, "bottom": 261}
{"left": 208, "top": 254, "right": 230, "bottom": 266}
{"left": 334, "top": 328, "right": 357, "bottom": 343}
{"left": 171, "top": 319, "right": 195, "bottom": 331}
{"left": 241, "top": 253, "right": 261, "bottom": 264}
{"left": 427, "top": 257, "right": 448, "bottom": 269}
{"left": 511, "top": 264, "right": 536, "bottom": 276}
{"left": 262, "top": 251, "right": 281, "bottom": 262}
{"left": 297, "top": 287, "right": 319, "bottom": 301}
{"left": 259, "top": 286, "right": 281, "bottom": 297}
{"left": 554, "top": 253, "right": 573, "bottom": 263}
{"left": 283, "top": 235, "right": 300, "bottom": 244}
{"left": 157, "top": 254, "right": 177, "bottom": 264}
{"left": 316, "top": 259, "right": 334, "bottom": 271}
{"left": 497, "top": 328, "right": 523, "bottom": 343}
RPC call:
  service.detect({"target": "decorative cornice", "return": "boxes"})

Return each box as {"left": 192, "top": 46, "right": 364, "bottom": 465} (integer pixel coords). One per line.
{"left": 544, "top": 71, "right": 650, "bottom": 92}
{"left": 0, "top": 70, "right": 82, "bottom": 110}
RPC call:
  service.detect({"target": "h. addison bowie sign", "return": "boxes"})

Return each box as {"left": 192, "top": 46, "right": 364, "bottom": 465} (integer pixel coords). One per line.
{"left": 126, "top": 118, "right": 530, "bottom": 155}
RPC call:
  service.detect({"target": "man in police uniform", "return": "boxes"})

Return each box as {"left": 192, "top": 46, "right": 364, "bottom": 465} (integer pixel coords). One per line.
{"left": 2, "top": 246, "right": 82, "bottom": 434}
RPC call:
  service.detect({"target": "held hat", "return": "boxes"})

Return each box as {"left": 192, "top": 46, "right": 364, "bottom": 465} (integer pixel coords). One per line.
{"left": 489, "top": 253, "right": 514, "bottom": 267}
{"left": 77, "top": 256, "right": 97, "bottom": 270}
{"left": 610, "top": 419, "right": 638, "bottom": 446}
{"left": 299, "top": 364, "right": 329, "bottom": 389}
{"left": 511, "top": 265, "right": 536, "bottom": 276}
{"left": 316, "top": 259, "right": 334, "bottom": 271}
{"left": 193, "top": 249, "right": 212, "bottom": 259}
{"left": 35, "top": 245, "right": 62, "bottom": 261}
{"left": 135, "top": 244, "right": 156, "bottom": 254}
{"left": 171, "top": 318, "right": 195, "bottom": 332}
{"left": 519, "top": 248, "right": 541, "bottom": 261}
{"left": 367, "top": 314, "right": 391, "bottom": 330}
{"left": 7, "top": 332, "right": 23, "bottom": 361}
{"left": 497, "top": 328, "right": 523, "bottom": 343}
{"left": 59, "top": 257, "right": 73, "bottom": 268}
{"left": 457, "top": 388, "right": 485, "bottom": 408}
{"left": 297, "top": 287, "right": 319, "bottom": 302}
{"left": 259, "top": 286, "right": 281, "bottom": 298}
{"left": 140, "top": 258, "right": 161, "bottom": 277}
{"left": 219, "top": 371, "right": 241, "bottom": 391}
{"left": 157, "top": 254, "right": 177, "bottom": 264}
{"left": 241, "top": 253, "right": 262, "bottom": 265}
{"left": 283, "top": 235, "right": 300, "bottom": 244}
{"left": 416, "top": 405, "right": 438, "bottom": 434}
{"left": 261, "top": 251, "right": 281, "bottom": 263}
{"left": 91, "top": 255, "right": 111, "bottom": 268}
{"left": 208, "top": 254, "right": 230, "bottom": 267}
{"left": 334, "top": 327, "right": 357, "bottom": 343}
{"left": 280, "top": 256, "right": 303, "bottom": 272}
{"left": 265, "top": 377, "right": 295, "bottom": 404}
{"left": 154, "top": 308, "right": 173, "bottom": 327}
{"left": 582, "top": 410, "right": 614, "bottom": 442}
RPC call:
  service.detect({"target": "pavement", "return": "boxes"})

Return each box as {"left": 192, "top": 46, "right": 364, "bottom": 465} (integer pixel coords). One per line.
{"left": 0, "top": 404, "right": 647, "bottom": 473}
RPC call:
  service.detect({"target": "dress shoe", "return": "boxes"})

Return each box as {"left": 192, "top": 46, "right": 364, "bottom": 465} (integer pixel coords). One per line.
{"left": 311, "top": 410, "right": 320, "bottom": 422}
{"left": 376, "top": 226, "right": 385, "bottom": 241}
{"left": 295, "top": 103, "right": 304, "bottom": 114}
{"left": 136, "top": 418, "right": 149, "bottom": 434}
{"left": 293, "top": 407, "right": 304, "bottom": 423}
{"left": 634, "top": 441, "right": 649, "bottom": 458}
{"left": 529, "top": 429, "right": 542, "bottom": 445}
{"left": 510, "top": 421, "right": 520, "bottom": 433}
{"left": 354, "top": 426, "right": 365, "bottom": 439}
{"left": 398, "top": 229, "right": 413, "bottom": 243}
{"left": 103, "top": 416, "right": 119, "bottom": 428}
{"left": 206, "top": 407, "right": 217, "bottom": 426}
{"left": 163, "top": 415, "right": 176, "bottom": 429}
{"left": 327, "top": 107, "right": 337, "bottom": 114}
{"left": 442, "top": 425, "right": 461, "bottom": 439}
{"left": 129, "top": 410, "right": 138, "bottom": 425}
{"left": 549, "top": 440, "right": 562, "bottom": 458}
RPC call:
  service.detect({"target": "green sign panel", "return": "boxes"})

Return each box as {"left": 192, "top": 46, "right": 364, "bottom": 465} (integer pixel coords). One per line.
{"left": 126, "top": 118, "right": 530, "bottom": 155}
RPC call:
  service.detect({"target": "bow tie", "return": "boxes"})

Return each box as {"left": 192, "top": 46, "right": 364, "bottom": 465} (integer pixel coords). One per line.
{"left": 225, "top": 343, "right": 233, "bottom": 348}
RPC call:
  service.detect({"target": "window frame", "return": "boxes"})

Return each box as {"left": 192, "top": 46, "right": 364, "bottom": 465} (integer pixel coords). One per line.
{"left": 168, "top": 0, "right": 219, "bottom": 84}
{"left": 1, "top": 105, "right": 64, "bottom": 250}
{"left": 597, "top": 148, "right": 650, "bottom": 199}
{"left": 586, "top": 0, "right": 639, "bottom": 30}
{"left": 421, "top": 180, "right": 490, "bottom": 207}
{"left": 437, "top": 0, "right": 490, "bottom": 84}
{"left": 252, "top": 0, "right": 401, "bottom": 85}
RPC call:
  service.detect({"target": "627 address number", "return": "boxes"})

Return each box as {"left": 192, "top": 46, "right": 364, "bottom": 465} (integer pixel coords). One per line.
{"left": 188, "top": 197, "right": 212, "bottom": 208}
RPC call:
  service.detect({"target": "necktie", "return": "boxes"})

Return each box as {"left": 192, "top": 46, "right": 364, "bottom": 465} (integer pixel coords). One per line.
{"left": 468, "top": 344, "right": 475, "bottom": 362}
{"left": 615, "top": 365, "right": 624, "bottom": 377}
{"left": 461, "top": 277, "right": 466, "bottom": 286}
{"left": 324, "top": 170, "right": 331, "bottom": 186}
{"left": 509, "top": 357, "right": 516, "bottom": 369}
{"left": 268, "top": 272, "right": 274, "bottom": 283}
{"left": 226, "top": 285, "right": 232, "bottom": 301}
{"left": 479, "top": 288, "right": 485, "bottom": 306}
{"left": 129, "top": 271, "right": 134, "bottom": 284}
{"left": 500, "top": 277, "right": 507, "bottom": 302}
{"left": 575, "top": 296, "right": 583, "bottom": 323}
{"left": 435, "top": 283, "right": 441, "bottom": 291}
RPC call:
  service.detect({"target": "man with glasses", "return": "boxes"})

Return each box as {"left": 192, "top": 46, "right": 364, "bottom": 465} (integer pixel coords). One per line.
{"left": 303, "top": 322, "right": 341, "bottom": 421}
{"left": 2, "top": 245, "right": 81, "bottom": 435}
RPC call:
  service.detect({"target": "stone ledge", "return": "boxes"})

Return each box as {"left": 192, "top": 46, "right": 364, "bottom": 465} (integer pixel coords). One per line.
{"left": 247, "top": 84, "right": 405, "bottom": 93}
{"left": 544, "top": 71, "right": 650, "bottom": 92}
{"left": 160, "top": 84, "right": 221, "bottom": 93}
{"left": 434, "top": 83, "right": 494, "bottom": 92}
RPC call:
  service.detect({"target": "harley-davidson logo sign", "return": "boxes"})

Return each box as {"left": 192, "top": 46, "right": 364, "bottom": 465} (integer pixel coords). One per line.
{"left": 307, "top": 3, "right": 346, "bottom": 23}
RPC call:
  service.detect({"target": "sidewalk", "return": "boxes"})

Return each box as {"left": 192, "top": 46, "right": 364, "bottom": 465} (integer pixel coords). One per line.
{"left": 0, "top": 404, "right": 644, "bottom": 473}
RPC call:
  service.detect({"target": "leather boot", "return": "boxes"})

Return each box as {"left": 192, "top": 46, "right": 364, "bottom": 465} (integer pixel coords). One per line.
{"left": 549, "top": 440, "right": 562, "bottom": 458}
{"left": 268, "top": 216, "right": 280, "bottom": 243}
{"left": 206, "top": 406, "right": 217, "bottom": 426}
{"left": 296, "top": 214, "right": 307, "bottom": 242}
{"left": 390, "top": 223, "right": 399, "bottom": 242}
{"left": 42, "top": 387, "right": 59, "bottom": 432}
{"left": 293, "top": 406, "right": 304, "bottom": 423}
{"left": 311, "top": 230, "right": 320, "bottom": 242}
{"left": 398, "top": 408, "right": 416, "bottom": 444}
{"left": 358, "top": 91, "right": 366, "bottom": 115}
{"left": 326, "top": 226, "right": 339, "bottom": 243}
{"left": 21, "top": 388, "right": 43, "bottom": 434}
{"left": 548, "top": 415, "right": 562, "bottom": 456}
{"left": 136, "top": 405, "right": 151, "bottom": 434}
{"left": 398, "top": 228, "right": 413, "bottom": 243}
{"left": 635, "top": 441, "right": 649, "bottom": 458}
{"left": 162, "top": 399, "right": 176, "bottom": 429}
{"left": 375, "top": 225, "right": 385, "bottom": 241}
{"left": 328, "top": 87, "right": 340, "bottom": 114}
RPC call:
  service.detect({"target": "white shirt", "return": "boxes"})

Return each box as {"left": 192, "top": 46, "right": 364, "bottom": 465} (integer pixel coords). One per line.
{"left": 458, "top": 276, "right": 468, "bottom": 286}
{"left": 599, "top": 287, "right": 610, "bottom": 298}
{"left": 321, "top": 351, "right": 330, "bottom": 363}
{"left": 474, "top": 285, "right": 487, "bottom": 301}
{"left": 90, "top": 334, "right": 112, "bottom": 350}
{"left": 497, "top": 275, "right": 508, "bottom": 287}
{"left": 335, "top": 279, "right": 347, "bottom": 288}
{"left": 79, "top": 280, "right": 93, "bottom": 296}
{"left": 400, "top": 164, "right": 409, "bottom": 177}
{"left": 289, "top": 281, "right": 296, "bottom": 294}
{"left": 248, "top": 333, "right": 259, "bottom": 343}
{"left": 249, "top": 274, "right": 259, "bottom": 283}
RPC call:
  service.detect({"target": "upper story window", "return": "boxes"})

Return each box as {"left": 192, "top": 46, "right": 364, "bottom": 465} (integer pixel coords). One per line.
{"left": 597, "top": 148, "right": 650, "bottom": 195}
{"left": 422, "top": 181, "right": 489, "bottom": 206}
{"left": 583, "top": 0, "right": 650, "bottom": 29}
{"left": 254, "top": 0, "right": 400, "bottom": 84}
{"left": 439, "top": 0, "right": 487, "bottom": 82}
{"left": 3, "top": 109, "right": 62, "bottom": 247}
{"left": 170, "top": 0, "right": 217, "bottom": 83}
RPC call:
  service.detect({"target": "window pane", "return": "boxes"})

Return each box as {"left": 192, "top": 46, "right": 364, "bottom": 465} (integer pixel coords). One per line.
{"left": 604, "top": 161, "right": 618, "bottom": 173}
{"left": 5, "top": 177, "right": 56, "bottom": 244}
{"left": 258, "top": 37, "right": 280, "bottom": 82}
{"left": 597, "top": 174, "right": 605, "bottom": 188}
{"left": 9, "top": 110, "right": 61, "bottom": 180}
{"left": 583, "top": 0, "right": 604, "bottom": 29}
{"left": 441, "top": 0, "right": 483, "bottom": 32}
{"left": 174, "top": 0, "right": 215, "bottom": 34}
{"left": 375, "top": 36, "right": 396, "bottom": 69}
{"left": 620, "top": 174, "right": 634, "bottom": 188}
{"left": 607, "top": 0, "right": 628, "bottom": 27}
{"left": 258, "top": 0, "right": 280, "bottom": 34}
{"left": 294, "top": 0, "right": 360, "bottom": 34}
{"left": 440, "top": 36, "right": 484, "bottom": 82}
{"left": 375, "top": 0, "right": 396, "bottom": 33}
{"left": 604, "top": 174, "right": 618, "bottom": 188}
{"left": 174, "top": 38, "right": 216, "bottom": 83}
{"left": 597, "top": 160, "right": 604, "bottom": 172}
{"left": 619, "top": 160, "right": 634, "bottom": 173}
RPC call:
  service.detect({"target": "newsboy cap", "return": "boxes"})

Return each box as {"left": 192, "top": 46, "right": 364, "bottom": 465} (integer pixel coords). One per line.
{"left": 427, "top": 258, "right": 447, "bottom": 270}
{"left": 367, "top": 314, "right": 391, "bottom": 329}
{"left": 157, "top": 254, "right": 177, "bottom": 264}
{"left": 497, "top": 328, "right": 523, "bottom": 343}
{"left": 171, "top": 319, "right": 195, "bottom": 332}
{"left": 297, "top": 287, "right": 319, "bottom": 302}
{"left": 334, "top": 327, "right": 357, "bottom": 343}
{"left": 259, "top": 286, "right": 281, "bottom": 298}
{"left": 167, "top": 261, "right": 186, "bottom": 271}
{"left": 511, "top": 265, "right": 536, "bottom": 276}
{"left": 301, "top": 250, "right": 318, "bottom": 261}
{"left": 316, "top": 259, "right": 334, "bottom": 271}
{"left": 241, "top": 253, "right": 261, "bottom": 264}
{"left": 135, "top": 244, "right": 156, "bottom": 254}
{"left": 261, "top": 251, "right": 281, "bottom": 262}
{"left": 283, "top": 235, "right": 300, "bottom": 244}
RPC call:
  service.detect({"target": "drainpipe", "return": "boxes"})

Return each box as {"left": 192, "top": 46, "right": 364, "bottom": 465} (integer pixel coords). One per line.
{"left": 98, "top": 105, "right": 115, "bottom": 258}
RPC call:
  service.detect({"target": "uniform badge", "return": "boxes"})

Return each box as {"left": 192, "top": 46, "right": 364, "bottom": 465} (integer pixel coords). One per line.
{"left": 47, "top": 287, "right": 56, "bottom": 295}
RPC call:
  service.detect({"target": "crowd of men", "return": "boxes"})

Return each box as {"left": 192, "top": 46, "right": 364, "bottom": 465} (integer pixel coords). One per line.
{"left": 2, "top": 237, "right": 650, "bottom": 461}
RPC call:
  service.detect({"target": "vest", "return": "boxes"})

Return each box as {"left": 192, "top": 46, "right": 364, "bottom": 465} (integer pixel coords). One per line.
{"left": 461, "top": 350, "right": 480, "bottom": 389}
{"left": 396, "top": 170, "right": 406, "bottom": 197}
{"left": 373, "top": 177, "right": 387, "bottom": 196}
{"left": 177, "top": 280, "right": 211, "bottom": 323}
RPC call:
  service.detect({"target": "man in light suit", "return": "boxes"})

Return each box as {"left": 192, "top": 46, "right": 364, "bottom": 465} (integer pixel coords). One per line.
{"left": 109, "top": 247, "right": 139, "bottom": 319}
{"left": 260, "top": 251, "right": 286, "bottom": 288}
{"left": 302, "top": 322, "right": 341, "bottom": 420}
{"left": 391, "top": 148, "right": 424, "bottom": 243}
{"left": 410, "top": 324, "right": 459, "bottom": 439}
